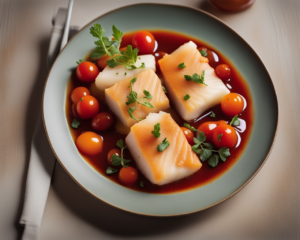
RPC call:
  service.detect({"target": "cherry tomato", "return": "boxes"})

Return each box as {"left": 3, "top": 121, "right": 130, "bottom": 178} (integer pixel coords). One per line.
{"left": 221, "top": 93, "right": 244, "bottom": 117}
{"left": 119, "top": 166, "right": 138, "bottom": 185}
{"left": 180, "top": 127, "right": 194, "bottom": 145}
{"left": 70, "top": 87, "right": 90, "bottom": 103}
{"left": 76, "top": 132, "right": 103, "bottom": 156}
{"left": 198, "top": 47, "right": 219, "bottom": 68}
{"left": 107, "top": 149, "right": 121, "bottom": 166}
{"left": 215, "top": 64, "right": 231, "bottom": 81}
{"left": 213, "top": 124, "right": 237, "bottom": 149}
{"left": 71, "top": 103, "right": 78, "bottom": 118}
{"left": 132, "top": 31, "right": 155, "bottom": 54}
{"left": 91, "top": 112, "right": 114, "bottom": 131}
{"left": 197, "top": 120, "right": 227, "bottom": 142}
{"left": 76, "top": 61, "right": 99, "bottom": 82}
{"left": 76, "top": 95, "right": 100, "bottom": 119}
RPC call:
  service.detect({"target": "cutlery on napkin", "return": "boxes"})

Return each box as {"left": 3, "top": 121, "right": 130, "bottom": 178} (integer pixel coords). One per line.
{"left": 20, "top": 1, "right": 74, "bottom": 239}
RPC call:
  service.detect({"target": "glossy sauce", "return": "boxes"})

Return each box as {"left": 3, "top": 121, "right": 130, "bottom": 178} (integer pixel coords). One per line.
{"left": 66, "top": 31, "right": 253, "bottom": 194}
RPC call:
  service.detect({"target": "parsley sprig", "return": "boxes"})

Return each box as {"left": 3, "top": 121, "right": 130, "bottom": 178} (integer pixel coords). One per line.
{"left": 184, "top": 71, "right": 207, "bottom": 86}
{"left": 184, "top": 123, "right": 230, "bottom": 167}
{"left": 157, "top": 138, "right": 170, "bottom": 152}
{"left": 89, "top": 24, "right": 145, "bottom": 70}
{"left": 126, "top": 77, "right": 154, "bottom": 121}
{"left": 230, "top": 115, "right": 240, "bottom": 126}
{"left": 151, "top": 123, "right": 161, "bottom": 138}
{"left": 105, "top": 140, "right": 132, "bottom": 175}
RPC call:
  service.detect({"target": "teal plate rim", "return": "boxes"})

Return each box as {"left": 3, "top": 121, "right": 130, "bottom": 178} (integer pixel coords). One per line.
{"left": 42, "top": 3, "right": 278, "bottom": 216}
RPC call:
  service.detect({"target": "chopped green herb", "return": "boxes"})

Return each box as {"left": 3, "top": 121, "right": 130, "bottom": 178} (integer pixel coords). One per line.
{"left": 105, "top": 166, "right": 118, "bottom": 175}
{"left": 116, "top": 72, "right": 119, "bottom": 75}
{"left": 127, "top": 107, "right": 142, "bottom": 121}
{"left": 80, "top": 98, "right": 83, "bottom": 102}
{"left": 151, "top": 123, "right": 161, "bottom": 138}
{"left": 184, "top": 94, "right": 190, "bottom": 101}
{"left": 210, "top": 111, "right": 216, "bottom": 118}
{"left": 230, "top": 115, "right": 240, "bottom": 126}
{"left": 76, "top": 59, "right": 85, "bottom": 65}
{"left": 139, "top": 181, "right": 144, "bottom": 188}
{"left": 89, "top": 24, "right": 144, "bottom": 70}
{"left": 178, "top": 62, "right": 186, "bottom": 69}
{"left": 183, "top": 123, "right": 197, "bottom": 132}
{"left": 199, "top": 49, "right": 208, "bottom": 57}
{"left": 184, "top": 71, "right": 207, "bottom": 86}
{"left": 157, "top": 138, "right": 170, "bottom": 152}
{"left": 71, "top": 118, "right": 81, "bottom": 129}
{"left": 124, "top": 72, "right": 127, "bottom": 76}
{"left": 208, "top": 154, "right": 219, "bottom": 168}
{"left": 218, "top": 133, "right": 223, "bottom": 142}
{"left": 111, "top": 139, "right": 131, "bottom": 168}
{"left": 162, "top": 86, "right": 167, "bottom": 93}
{"left": 191, "top": 131, "right": 230, "bottom": 167}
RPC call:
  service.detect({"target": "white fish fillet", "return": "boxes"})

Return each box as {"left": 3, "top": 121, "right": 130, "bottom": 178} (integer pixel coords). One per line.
{"left": 159, "top": 41, "right": 230, "bottom": 121}
{"left": 125, "top": 111, "right": 201, "bottom": 186}
{"left": 95, "top": 55, "right": 156, "bottom": 91}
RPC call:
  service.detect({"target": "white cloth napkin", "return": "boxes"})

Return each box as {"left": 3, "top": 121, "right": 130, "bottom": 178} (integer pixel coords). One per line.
{"left": 19, "top": 116, "right": 56, "bottom": 240}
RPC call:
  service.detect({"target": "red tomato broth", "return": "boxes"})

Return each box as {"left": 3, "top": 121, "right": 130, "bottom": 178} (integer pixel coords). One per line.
{"left": 65, "top": 30, "right": 253, "bottom": 194}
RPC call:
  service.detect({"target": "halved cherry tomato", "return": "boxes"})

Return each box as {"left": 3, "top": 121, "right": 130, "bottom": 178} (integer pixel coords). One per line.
{"left": 76, "top": 132, "right": 103, "bottom": 156}
{"left": 180, "top": 127, "right": 194, "bottom": 145}
{"left": 221, "top": 93, "right": 244, "bottom": 117}
{"left": 107, "top": 149, "right": 121, "bottom": 166}
{"left": 215, "top": 64, "right": 231, "bottom": 80}
{"left": 76, "top": 95, "right": 100, "bottom": 119}
{"left": 76, "top": 61, "right": 99, "bottom": 82}
{"left": 119, "top": 166, "right": 138, "bottom": 185}
{"left": 132, "top": 31, "right": 156, "bottom": 54}
{"left": 198, "top": 47, "right": 219, "bottom": 68}
{"left": 91, "top": 112, "right": 114, "bottom": 131}
{"left": 213, "top": 124, "right": 237, "bottom": 149}
{"left": 198, "top": 120, "right": 227, "bottom": 142}
{"left": 70, "top": 87, "right": 90, "bottom": 103}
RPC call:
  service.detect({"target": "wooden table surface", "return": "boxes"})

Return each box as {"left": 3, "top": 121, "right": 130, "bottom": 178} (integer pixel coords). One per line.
{"left": 1, "top": 0, "right": 299, "bottom": 239}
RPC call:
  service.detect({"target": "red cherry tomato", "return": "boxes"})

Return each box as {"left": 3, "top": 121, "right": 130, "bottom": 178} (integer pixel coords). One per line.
{"left": 76, "top": 61, "right": 99, "bottom": 82}
{"left": 215, "top": 64, "right": 231, "bottom": 80}
{"left": 71, "top": 103, "right": 78, "bottom": 118}
{"left": 180, "top": 127, "right": 194, "bottom": 145}
{"left": 91, "top": 112, "right": 114, "bottom": 131}
{"left": 198, "top": 120, "right": 227, "bottom": 142}
{"left": 132, "top": 31, "right": 156, "bottom": 54}
{"left": 198, "top": 47, "right": 219, "bottom": 68}
{"left": 119, "top": 166, "right": 138, "bottom": 185}
{"left": 213, "top": 124, "right": 237, "bottom": 149}
{"left": 76, "top": 132, "right": 103, "bottom": 156}
{"left": 221, "top": 93, "right": 244, "bottom": 117}
{"left": 107, "top": 149, "right": 121, "bottom": 166}
{"left": 76, "top": 95, "right": 100, "bottom": 119}
{"left": 70, "top": 87, "right": 90, "bottom": 103}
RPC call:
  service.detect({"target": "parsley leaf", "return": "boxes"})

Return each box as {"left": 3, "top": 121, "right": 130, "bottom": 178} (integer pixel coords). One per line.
{"left": 183, "top": 123, "right": 197, "bottom": 132}
{"left": 116, "top": 139, "right": 126, "bottom": 149}
{"left": 178, "top": 62, "right": 186, "bottom": 69}
{"left": 110, "top": 139, "right": 131, "bottom": 168}
{"left": 199, "top": 49, "right": 208, "bottom": 57}
{"left": 139, "top": 181, "right": 144, "bottom": 188}
{"left": 210, "top": 111, "right": 216, "bottom": 118}
{"left": 127, "top": 107, "right": 142, "bottom": 121}
{"left": 157, "top": 138, "right": 170, "bottom": 152}
{"left": 219, "top": 147, "right": 230, "bottom": 162}
{"left": 162, "top": 86, "right": 167, "bottom": 93}
{"left": 105, "top": 166, "right": 118, "bottom": 175}
{"left": 71, "top": 118, "right": 81, "bottom": 129}
{"left": 90, "top": 24, "right": 142, "bottom": 70}
{"left": 184, "top": 71, "right": 207, "bottom": 86}
{"left": 184, "top": 94, "right": 190, "bottom": 101}
{"left": 218, "top": 133, "right": 223, "bottom": 142}
{"left": 208, "top": 154, "right": 219, "bottom": 168}
{"left": 196, "top": 131, "right": 206, "bottom": 143}
{"left": 151, "top": 123, "right": 161, "bottom": 138}
{"left": 230, "top": 115, "right": 240, "bottom": 126}
{"left": 143, "top": 90, "right": 152, "bottom": 99}
{"left": 76, "top": 59, "right": 85, "bottom": 65}
{"left": 200, "top": 149, "right": 212, "bottom": 162}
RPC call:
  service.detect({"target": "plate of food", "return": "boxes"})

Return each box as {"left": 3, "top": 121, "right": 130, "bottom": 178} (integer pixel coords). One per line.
{"left": 43, "top": 3, "right": 278, "bottom": 216}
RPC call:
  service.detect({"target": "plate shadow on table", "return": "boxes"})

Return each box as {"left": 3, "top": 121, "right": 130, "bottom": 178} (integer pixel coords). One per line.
{"left": 16, "top": 36, "right": 51, "bottom": 240}
{"left": 52, "top": 161, "right": 233, "bottom": 238}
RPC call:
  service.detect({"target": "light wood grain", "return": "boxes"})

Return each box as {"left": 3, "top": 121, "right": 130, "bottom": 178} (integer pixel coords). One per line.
{"left": 0, "top": 0, "right": 299, "bottom": 239}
